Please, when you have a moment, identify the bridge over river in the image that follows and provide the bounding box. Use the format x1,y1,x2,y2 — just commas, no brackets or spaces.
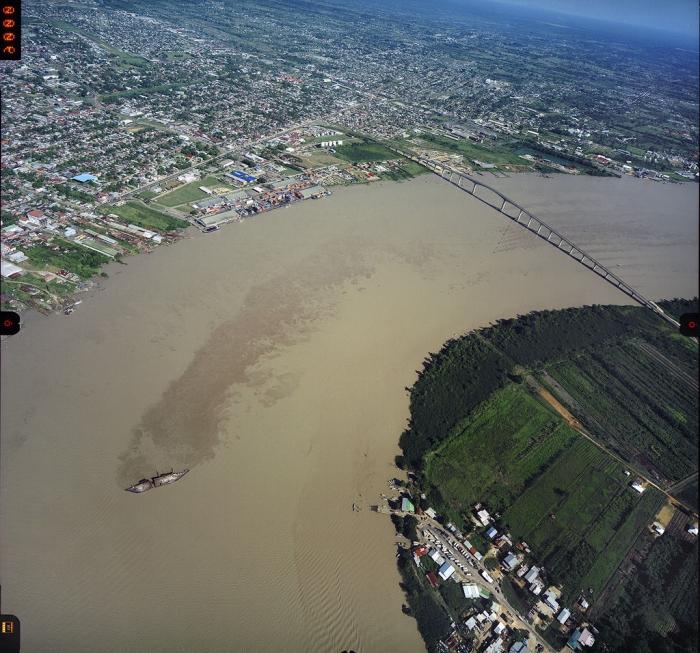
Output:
385,145,681,328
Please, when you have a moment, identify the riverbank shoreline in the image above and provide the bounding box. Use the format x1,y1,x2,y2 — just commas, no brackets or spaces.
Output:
1,174,696,652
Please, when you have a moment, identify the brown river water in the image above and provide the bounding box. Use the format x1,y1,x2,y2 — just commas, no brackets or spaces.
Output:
1,173,697,652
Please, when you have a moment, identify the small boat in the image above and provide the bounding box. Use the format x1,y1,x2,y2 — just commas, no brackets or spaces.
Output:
125,468,189,493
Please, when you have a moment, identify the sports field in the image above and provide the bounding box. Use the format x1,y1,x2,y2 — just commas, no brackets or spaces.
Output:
154,176,225,207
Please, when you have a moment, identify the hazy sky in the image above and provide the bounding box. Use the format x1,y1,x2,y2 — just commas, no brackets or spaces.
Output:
497,0,699,38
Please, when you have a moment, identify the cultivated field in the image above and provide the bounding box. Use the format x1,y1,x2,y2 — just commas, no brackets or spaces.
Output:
542,337,698,486
424,381,666,606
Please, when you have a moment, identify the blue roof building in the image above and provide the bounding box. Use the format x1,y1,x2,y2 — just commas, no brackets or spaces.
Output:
227,170,256,183
72,173,98,183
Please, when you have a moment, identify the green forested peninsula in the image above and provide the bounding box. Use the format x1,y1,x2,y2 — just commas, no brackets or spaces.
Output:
399,299,698,472
396,299,698,653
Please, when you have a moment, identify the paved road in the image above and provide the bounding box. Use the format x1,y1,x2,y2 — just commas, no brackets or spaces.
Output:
407,513,553,653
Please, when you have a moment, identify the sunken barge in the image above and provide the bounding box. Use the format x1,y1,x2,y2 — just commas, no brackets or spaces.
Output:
125,469,190,493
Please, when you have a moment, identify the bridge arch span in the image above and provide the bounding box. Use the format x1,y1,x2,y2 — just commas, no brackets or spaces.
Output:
386,145,679,327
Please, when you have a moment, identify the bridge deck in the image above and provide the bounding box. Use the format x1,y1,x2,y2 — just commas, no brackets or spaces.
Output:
388,147,679,328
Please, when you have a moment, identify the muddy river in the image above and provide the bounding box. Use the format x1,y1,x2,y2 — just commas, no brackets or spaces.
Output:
1,173,697,652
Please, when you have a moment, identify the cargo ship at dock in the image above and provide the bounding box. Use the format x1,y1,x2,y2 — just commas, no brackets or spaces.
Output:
125,469,189,493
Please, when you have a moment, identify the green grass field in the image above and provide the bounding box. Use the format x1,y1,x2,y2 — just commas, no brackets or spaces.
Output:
102,201,188,231
504,439,609,546
575,490,661,598
400,161,429,176
155,182,208,207
501,434,664,604
501,579,532,616
424,383,578,521
333,141,398,163
502,434,663,603
154,176,229,208
136,190,159,201
299,150,345,167
380,161,429,181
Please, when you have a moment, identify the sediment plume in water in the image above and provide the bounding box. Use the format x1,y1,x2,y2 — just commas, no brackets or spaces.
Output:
1,175,697,652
